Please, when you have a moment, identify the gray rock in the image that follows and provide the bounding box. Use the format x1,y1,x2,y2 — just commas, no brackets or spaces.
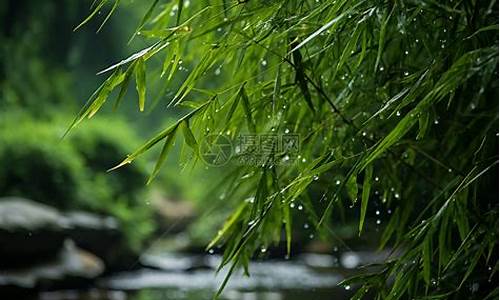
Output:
0,197,134,272
0,197,69,231
0,240,104,288
0,197,69,268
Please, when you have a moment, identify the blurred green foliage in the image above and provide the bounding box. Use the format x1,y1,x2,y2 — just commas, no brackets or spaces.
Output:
0,115,154,250
0,0,216,248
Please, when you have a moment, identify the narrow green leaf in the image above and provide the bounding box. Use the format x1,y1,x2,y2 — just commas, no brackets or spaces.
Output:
97,0,120,33
87,68,125,118
130,0,160,43
113,62,135,111
356,29,367,68
291,46,315,112
214,259,239,299
74,0,108,32
335,25,362,78
272,64,282,114
283,205,292,257
176,0,184,26
108,100,211,171
147,129,177,185
417,111,430,140
206,202,248,250
359,164,373,234
171,49,217,106
465,24,499,39
180,120,198,150
135,57,147,111
289,12,347,53
239,85,256,133
423,233,432,285
98,41,161,75
225,88,241,123
459,245,483,288
374,5,393,71
346,173,358,203
167,41,182,80
379,209,399,249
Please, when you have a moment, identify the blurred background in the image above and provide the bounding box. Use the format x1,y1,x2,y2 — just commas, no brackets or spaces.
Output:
0,1,385,299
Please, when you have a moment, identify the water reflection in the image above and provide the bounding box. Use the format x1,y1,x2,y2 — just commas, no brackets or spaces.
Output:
99,253,354,300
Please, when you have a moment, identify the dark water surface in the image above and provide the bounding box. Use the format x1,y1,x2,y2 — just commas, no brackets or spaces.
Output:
101,253,356,300
37,252,364,300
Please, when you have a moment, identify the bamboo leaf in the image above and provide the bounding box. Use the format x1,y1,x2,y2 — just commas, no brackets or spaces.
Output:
225,88,241,123
108,100,211,171
374,5,393,71
130,0,160,43
239,85,256,133
135,57,147,111
147,129,177,185
176,0,184,26
206,202,248,250
346,173,358,203
422,233,432,285
113,62,135,111
359,164,373,234
97,0,120,33
283,204,292,257
272,64,282,114
180,120,198,150
74,0,108,32
289,12,347,53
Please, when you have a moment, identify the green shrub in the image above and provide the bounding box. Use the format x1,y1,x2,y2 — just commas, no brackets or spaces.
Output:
0,119,94,208
0,115,154,250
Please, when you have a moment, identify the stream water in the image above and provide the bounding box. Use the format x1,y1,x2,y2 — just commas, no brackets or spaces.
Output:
98,253,357,300
34,252,378,300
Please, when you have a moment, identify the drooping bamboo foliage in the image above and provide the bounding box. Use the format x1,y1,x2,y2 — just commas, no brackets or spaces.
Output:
72,0,498,298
